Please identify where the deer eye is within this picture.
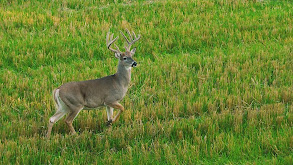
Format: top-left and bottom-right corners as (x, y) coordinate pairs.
(123, 57), (127, 60)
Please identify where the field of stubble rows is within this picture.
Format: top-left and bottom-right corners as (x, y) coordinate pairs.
(0, 0), (292, 164)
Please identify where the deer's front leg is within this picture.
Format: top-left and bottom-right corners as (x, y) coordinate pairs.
(106, 106), (114, 126)
(106, 102), (124, 123)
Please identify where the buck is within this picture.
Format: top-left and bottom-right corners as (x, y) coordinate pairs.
(46, 29), (141, 138)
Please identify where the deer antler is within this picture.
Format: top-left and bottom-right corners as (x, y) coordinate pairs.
(120, 29), (141, 51)
(106, 32), (122, 54)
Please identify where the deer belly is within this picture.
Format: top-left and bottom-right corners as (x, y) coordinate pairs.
(83, 106), (104, 110)
(83, 98), (105, 110)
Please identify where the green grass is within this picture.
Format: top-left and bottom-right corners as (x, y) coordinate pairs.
(1, 0), (293, 164)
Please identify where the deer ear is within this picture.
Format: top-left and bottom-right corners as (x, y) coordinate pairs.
(130, 47), (136, 55)
(115, 52), (121, 59)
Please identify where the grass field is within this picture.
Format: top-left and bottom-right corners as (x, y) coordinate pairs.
(0, 0), (293, 164)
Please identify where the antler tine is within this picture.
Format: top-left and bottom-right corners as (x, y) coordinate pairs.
(106, 35), (118, 48)
(110, 33), (113, 41)
(132, 31), (136, 39)
(114, 44), (121, 52)
(106, 31), (121, 53)
(130, 33), (141, 45)
(120, 29), (141, 51)
(124, 43), (128, 51)
(106, 32), (110, 44)
(132, 31), (141, 41)
(120, 30), (130, 44)
(126, 29), (133, 41)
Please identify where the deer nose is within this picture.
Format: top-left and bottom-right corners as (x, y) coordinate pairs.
(132, 61), (137, 67)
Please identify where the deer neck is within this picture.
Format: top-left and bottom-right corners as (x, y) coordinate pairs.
(115, 61), (131, 87)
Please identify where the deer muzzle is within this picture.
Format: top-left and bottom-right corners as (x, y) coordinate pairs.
(131, 61), (137, 67)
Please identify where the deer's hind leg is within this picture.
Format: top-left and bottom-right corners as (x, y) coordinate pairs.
(65, 106), (83, 135)
(47, 107), (68, 138)
(47, 89), (68, 138)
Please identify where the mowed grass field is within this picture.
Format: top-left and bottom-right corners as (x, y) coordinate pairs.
(0, 0), (293, 164)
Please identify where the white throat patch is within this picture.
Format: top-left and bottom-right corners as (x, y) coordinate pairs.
(125, 66), (132, 71)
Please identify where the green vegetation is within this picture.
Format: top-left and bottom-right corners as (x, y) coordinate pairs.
(0, 0), (292, 164)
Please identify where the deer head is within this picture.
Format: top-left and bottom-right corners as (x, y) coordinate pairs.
(106, 29), (141, 68)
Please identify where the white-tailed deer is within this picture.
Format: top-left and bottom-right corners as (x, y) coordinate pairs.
(46, 29), (140, 138)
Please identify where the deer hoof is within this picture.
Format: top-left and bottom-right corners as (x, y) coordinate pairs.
(106, 119), (112, 127)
